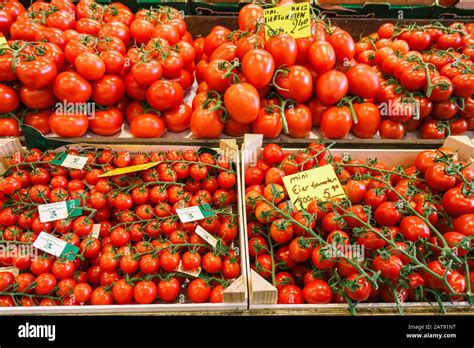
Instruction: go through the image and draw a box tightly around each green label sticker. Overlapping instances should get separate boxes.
[66,199,82,218]
[199,203,214,218]
[60,244,79,261]
[51,153,88,170]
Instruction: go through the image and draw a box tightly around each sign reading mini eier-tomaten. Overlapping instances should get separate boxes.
[282,165,346,209]
[264,2,311,39]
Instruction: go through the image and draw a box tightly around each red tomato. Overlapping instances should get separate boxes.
[224,83,260,123]
[130,114,165,138]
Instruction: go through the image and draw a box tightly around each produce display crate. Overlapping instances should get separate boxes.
[0,138,249,314]
[21,16,468,149]
[241,134,474,315]
[188,0,270,16]
[116,0,190,14]
[313,0,474,19]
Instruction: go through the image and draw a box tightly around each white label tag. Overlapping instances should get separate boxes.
[38,200,81,222]
[33,232,67,258]
[91,224,101,239]
[174,260,201,278]
[38,201,69,223]
[195,225,218,248]
[61,154,88,170]
[0,266,19,277]
[176,204,214,223]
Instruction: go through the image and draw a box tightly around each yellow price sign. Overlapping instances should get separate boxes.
[99,162,160,177]
[282,165,346,209]
[264,2,311,39]
[0,35,9,50]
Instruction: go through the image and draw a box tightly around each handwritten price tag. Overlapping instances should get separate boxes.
[264,2,311,39]
[282,165,346,209]
[99,162,160,177]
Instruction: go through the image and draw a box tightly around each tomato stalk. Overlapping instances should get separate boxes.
[463,256,473,304]
[221,59,241,85]
[272,68,290,92]
[0,291,61,301]
[386,280,405,315]
[338,97,359,124]
[276,99,290,135]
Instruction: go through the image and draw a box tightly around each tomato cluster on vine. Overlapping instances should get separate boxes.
[0,0,195,138]
[192,3,473,140]
[244,143,473,309]
[0,146,241,306]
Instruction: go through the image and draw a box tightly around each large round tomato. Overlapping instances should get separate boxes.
[242,49,275,89]
[252,106,282,139]
[25,111,51,135]
[16,57,57,90]
[275,65,313,103]
[49,112,89,137]
[163,103,192,133]
[327,29,355,62]
[285,104,312,138]
[190,106,224,138]
[0,118,20,136]
[224,83,260,124]
[0,84,19,113]
[345,63,380,99]
[53,72,92,103]
[75,52,106,81]
[238,3,263,32]
[265,33,297,68]
[321,106,353,139]
[309,41,336,74]
[91,75,125,106]
[146,80,183,111]
[379,120,405,139]
[19,86,57,110]
[315,70,348,106]
[130,114,165,138]
[89,108,123,136]
[351,102,381,139]
[452,74,474,98]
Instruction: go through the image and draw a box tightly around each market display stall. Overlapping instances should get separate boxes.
[0,0,472,316]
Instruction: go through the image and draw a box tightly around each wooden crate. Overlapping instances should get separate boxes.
[241,134,474,315]
[0,139,248,314]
